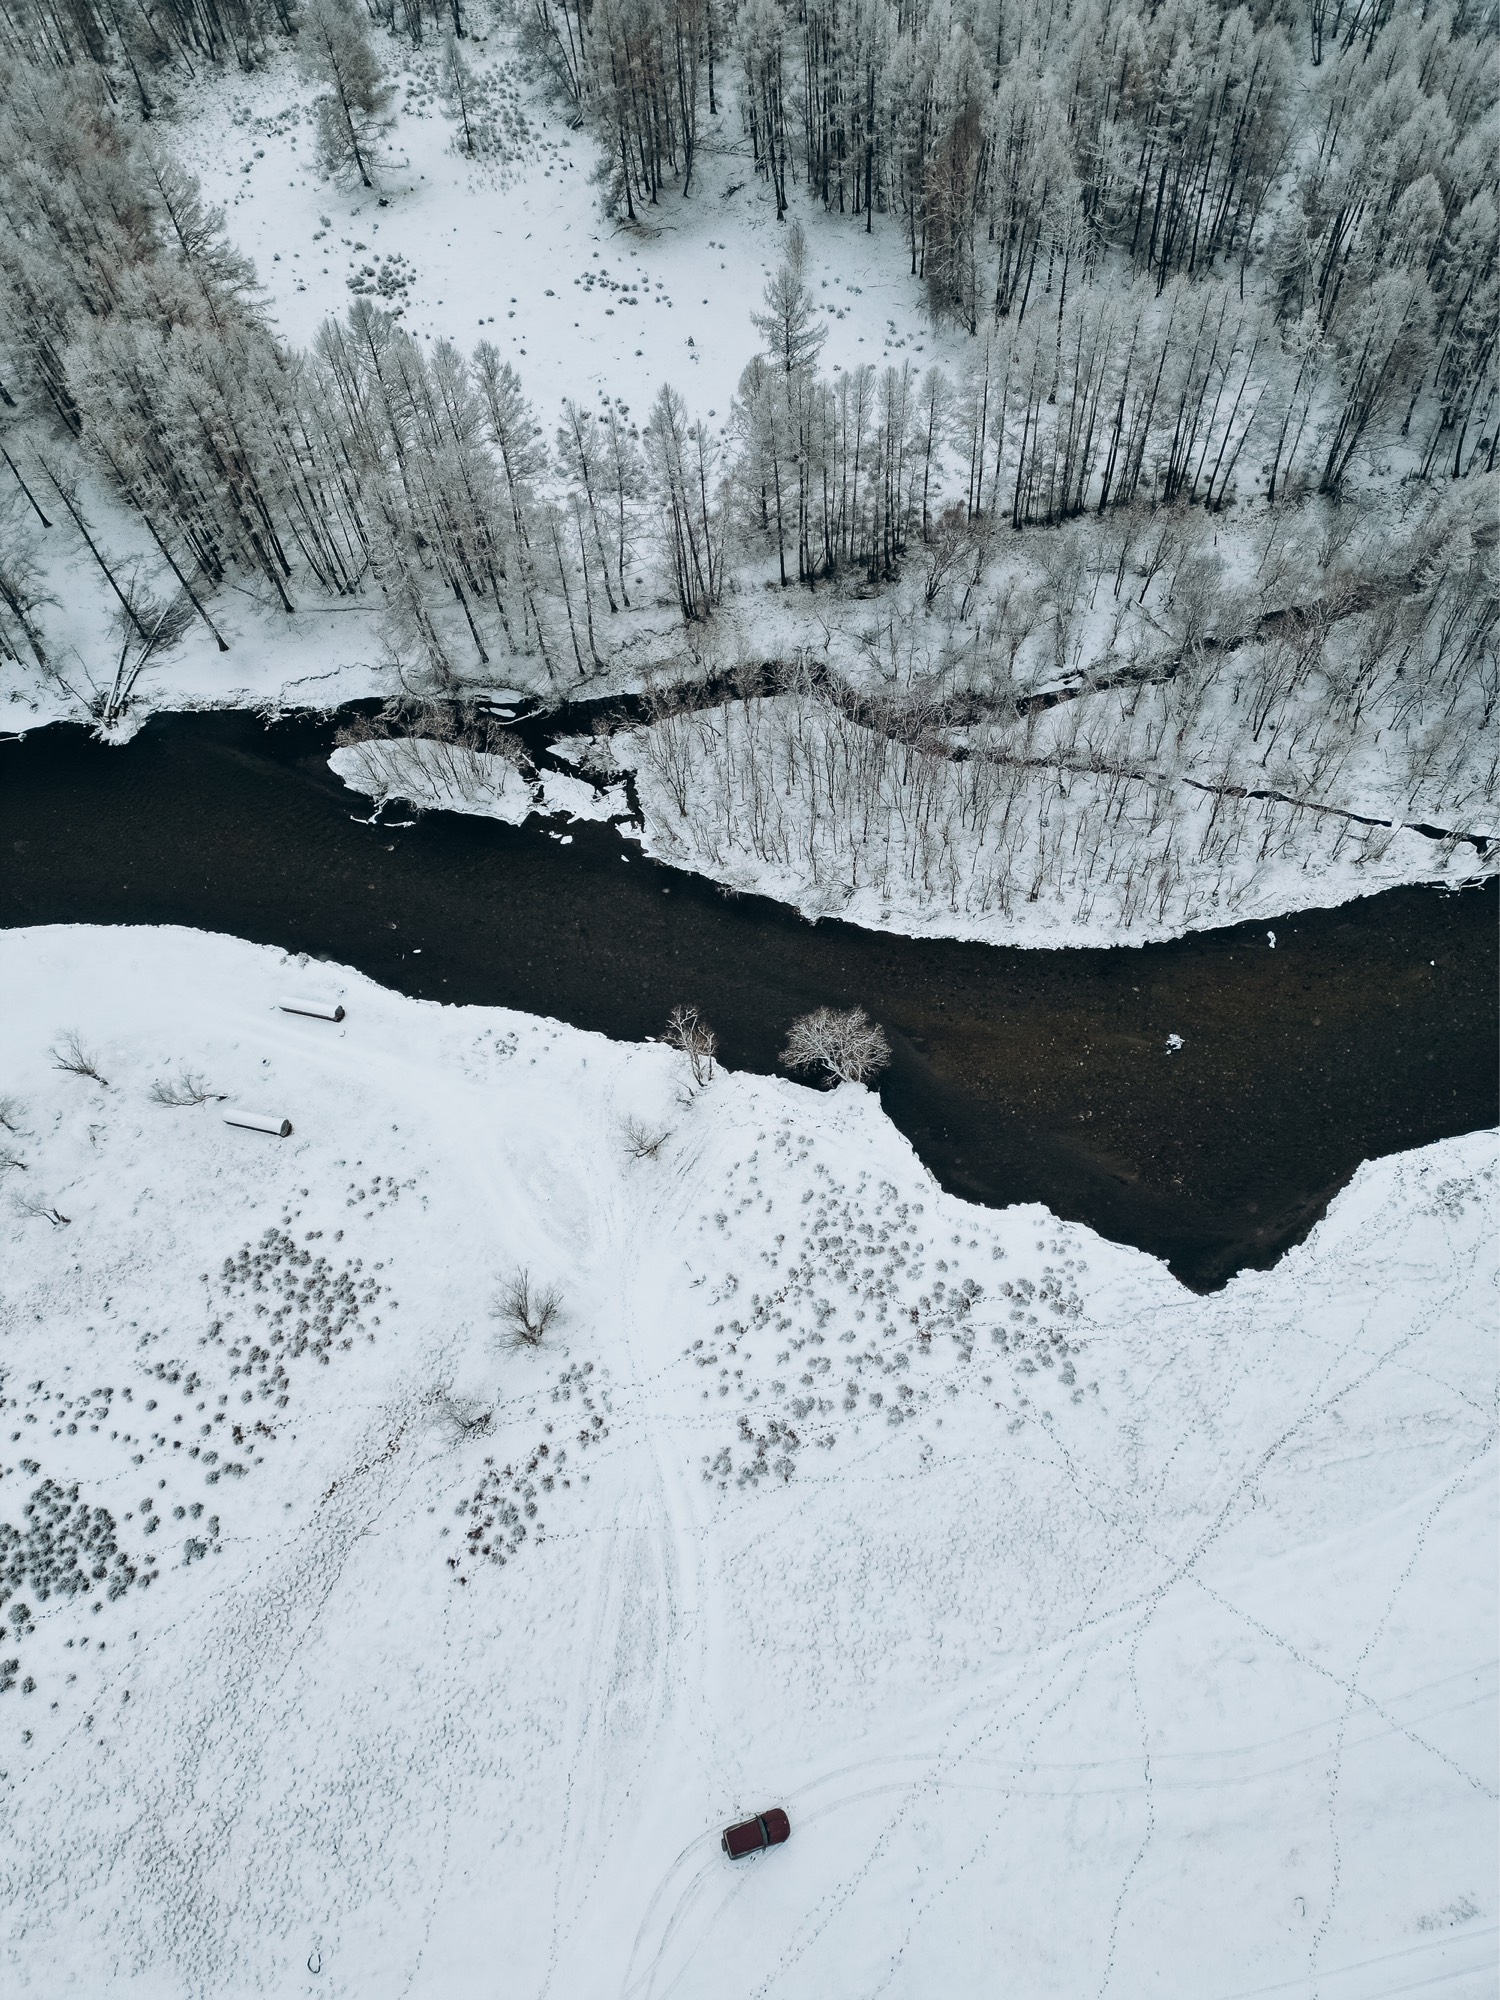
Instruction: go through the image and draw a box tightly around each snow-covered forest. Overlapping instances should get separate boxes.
[0,0,1494,940]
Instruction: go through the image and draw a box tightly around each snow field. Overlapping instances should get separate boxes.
[0,925,1494,1996]
[172,35,947,422]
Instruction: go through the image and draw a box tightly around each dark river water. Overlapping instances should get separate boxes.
[2,708,1494,1291]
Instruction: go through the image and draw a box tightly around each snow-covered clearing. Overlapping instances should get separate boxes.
[172,40,948,422]
[1,925,1494,1996]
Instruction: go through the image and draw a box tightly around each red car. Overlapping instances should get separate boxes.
[722,1808,791,1859]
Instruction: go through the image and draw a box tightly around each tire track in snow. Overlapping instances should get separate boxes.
[1307,1440,1496,1998]
[1095,1621,1158,1999]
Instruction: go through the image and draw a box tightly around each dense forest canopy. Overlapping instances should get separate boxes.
[0,0,1494,771]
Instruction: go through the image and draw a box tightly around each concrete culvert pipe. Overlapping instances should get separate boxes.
[224,1112,293,1138]
[279,998,345,1022]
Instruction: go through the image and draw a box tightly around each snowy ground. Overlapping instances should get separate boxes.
[1,925,1494,1997]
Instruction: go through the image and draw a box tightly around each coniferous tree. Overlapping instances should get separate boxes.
[300,0,396,191]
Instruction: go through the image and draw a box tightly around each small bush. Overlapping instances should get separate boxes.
[619,1115,672,1160]
[149,1070,225,1107]
[494,1268,562,1348]
[780,1006,892,1085]
[51,1032,107,1086]
[432,1386,494,1439]
[14,1191,70,1227]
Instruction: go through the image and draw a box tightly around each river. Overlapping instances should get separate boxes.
[2,707,1493,1290]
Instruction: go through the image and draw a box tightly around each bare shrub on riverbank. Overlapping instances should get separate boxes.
[781,1008,891,1086]
[494,1269,562,1349]
[149,1071,225,1107]
[664,1005,717,1090]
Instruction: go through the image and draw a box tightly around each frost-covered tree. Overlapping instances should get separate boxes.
[0,488,51,673]
[299,0,395,191]
[440,32,481,154]
[751,223,826,376]
[781,1008,892,1085]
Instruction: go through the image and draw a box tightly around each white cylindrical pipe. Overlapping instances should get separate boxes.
[280,998,345,1022]
[225,1112,292,1138]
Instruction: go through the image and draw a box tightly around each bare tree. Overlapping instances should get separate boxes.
[663,1004,717,1088]
[619,1114,672,1160]
[494,1268,562,1348]
[0,1146,26,1174]
[149,1070,225,1107]
[96,575,195,728]
[780,1006,891,1085]
[51,1032,107,1085]
[440,33,479,155]
[0,1096,22,1132]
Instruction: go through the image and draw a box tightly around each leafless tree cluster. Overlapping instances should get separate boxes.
[0,3,1493,719]
[334,701,531,808]
[663,1003,718,1088]
[528,0,1494,486]
[0,49,706,698]
[0,0,465,88]
[634,489,1495,928]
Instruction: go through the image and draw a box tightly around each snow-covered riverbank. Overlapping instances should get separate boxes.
[324,708,1493,950]
[1,925,1494,1997]
[608,693,1492,947]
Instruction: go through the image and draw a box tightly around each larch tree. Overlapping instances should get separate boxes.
[299,0,395,191]
[751,223,827,376]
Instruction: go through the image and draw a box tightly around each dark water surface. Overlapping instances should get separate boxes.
[2,709,1494,1290]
